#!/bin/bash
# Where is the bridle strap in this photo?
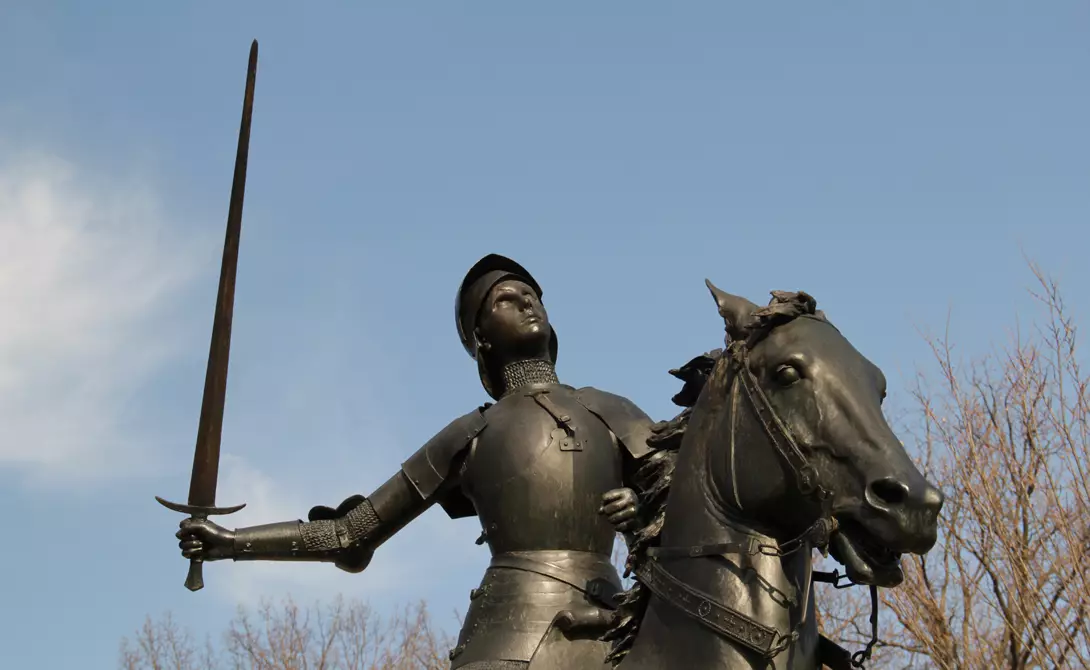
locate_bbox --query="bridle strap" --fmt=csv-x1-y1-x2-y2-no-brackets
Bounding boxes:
730,342,829,501
647,516,838,561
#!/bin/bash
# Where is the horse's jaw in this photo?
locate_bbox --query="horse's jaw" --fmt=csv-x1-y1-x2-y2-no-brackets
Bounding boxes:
828,519,905,588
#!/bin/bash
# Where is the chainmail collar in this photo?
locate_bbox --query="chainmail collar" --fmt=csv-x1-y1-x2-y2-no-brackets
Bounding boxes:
500,358,559,395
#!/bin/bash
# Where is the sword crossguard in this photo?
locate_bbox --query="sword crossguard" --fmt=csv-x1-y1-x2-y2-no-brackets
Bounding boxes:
155,496,246,592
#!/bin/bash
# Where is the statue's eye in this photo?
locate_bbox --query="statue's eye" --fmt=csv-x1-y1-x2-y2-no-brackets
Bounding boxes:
774,364,802,386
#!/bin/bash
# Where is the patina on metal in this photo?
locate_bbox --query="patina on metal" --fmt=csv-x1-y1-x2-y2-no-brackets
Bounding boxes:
156,39,258,592
174,253,653,670
600,284,944,670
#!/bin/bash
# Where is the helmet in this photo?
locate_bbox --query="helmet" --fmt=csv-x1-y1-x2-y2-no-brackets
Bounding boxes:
454,253,558,398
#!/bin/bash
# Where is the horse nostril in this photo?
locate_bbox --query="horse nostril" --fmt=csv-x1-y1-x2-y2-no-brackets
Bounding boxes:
921,484,945,514
867,477,910,508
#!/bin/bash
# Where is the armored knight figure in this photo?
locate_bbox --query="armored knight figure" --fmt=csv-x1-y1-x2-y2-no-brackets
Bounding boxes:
176,254,655,670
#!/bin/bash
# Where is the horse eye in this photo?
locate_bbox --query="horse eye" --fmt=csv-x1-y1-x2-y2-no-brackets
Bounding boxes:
774,364,801,386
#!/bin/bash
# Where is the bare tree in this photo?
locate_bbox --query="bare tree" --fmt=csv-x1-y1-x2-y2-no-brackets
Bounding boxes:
120,612,219,670
820,262,1090,669
121,598,455,670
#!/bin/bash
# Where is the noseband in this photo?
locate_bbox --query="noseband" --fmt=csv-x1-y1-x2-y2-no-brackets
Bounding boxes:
635,311,879,668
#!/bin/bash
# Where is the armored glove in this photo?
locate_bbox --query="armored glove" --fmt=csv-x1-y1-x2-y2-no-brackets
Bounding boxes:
599,487,640,533
177,518,237,561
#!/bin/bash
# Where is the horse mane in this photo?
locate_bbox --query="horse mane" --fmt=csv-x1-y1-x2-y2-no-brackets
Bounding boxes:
601,290,821,665
601,348,723,664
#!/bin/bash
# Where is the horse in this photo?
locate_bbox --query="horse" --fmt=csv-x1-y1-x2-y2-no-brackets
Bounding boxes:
572,283,943,669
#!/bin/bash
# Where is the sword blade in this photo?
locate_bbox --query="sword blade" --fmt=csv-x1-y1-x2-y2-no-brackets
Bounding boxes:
188,39,258,508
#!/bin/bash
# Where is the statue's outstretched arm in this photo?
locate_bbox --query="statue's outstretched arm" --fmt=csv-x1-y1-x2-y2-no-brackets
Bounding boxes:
176,408,487,573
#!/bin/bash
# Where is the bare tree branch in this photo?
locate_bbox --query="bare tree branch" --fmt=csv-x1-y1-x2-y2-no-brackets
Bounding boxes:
121,598,456,670
820,262,1090,669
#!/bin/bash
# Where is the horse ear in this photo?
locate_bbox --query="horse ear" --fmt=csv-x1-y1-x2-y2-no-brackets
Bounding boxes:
705,279,759,338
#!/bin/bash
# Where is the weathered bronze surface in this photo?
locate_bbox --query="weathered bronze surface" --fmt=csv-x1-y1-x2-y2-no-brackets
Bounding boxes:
156,39,258,592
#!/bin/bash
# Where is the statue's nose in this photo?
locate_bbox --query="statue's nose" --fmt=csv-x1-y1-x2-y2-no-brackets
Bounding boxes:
866,476,944,514
864,476,944,552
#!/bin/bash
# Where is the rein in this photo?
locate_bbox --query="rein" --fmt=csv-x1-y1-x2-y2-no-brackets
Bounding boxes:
635,316,880,668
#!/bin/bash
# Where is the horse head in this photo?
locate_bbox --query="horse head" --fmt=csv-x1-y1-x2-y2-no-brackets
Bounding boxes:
700,280,943,587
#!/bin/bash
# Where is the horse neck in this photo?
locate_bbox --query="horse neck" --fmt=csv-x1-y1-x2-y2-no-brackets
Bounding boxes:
659,413,816,607
639,366,818,667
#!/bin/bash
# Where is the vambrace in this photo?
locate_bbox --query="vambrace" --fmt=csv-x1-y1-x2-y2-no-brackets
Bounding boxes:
231,498,381,570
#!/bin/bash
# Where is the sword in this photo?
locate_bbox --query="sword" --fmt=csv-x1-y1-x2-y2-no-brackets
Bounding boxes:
156,39,258,592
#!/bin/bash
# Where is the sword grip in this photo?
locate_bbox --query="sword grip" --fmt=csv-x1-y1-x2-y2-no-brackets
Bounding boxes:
185,557,205,592
155,496,246,593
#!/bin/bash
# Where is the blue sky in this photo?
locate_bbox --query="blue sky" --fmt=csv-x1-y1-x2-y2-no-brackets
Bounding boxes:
1,3,1087,668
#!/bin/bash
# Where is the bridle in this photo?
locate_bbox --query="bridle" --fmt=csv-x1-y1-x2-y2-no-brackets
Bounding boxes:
635,313,880,668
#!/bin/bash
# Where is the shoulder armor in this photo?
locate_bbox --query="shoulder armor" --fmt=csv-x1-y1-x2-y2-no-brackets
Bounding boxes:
573,387,654,459
400,407,487,519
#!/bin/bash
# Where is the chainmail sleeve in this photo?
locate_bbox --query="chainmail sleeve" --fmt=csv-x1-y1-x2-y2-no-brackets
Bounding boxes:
299,498,382,552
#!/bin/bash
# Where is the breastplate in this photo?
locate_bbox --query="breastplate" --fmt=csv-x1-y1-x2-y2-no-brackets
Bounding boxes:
461,384,624,556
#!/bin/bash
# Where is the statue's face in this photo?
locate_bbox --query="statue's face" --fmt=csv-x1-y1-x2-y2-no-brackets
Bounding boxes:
476,279,551,357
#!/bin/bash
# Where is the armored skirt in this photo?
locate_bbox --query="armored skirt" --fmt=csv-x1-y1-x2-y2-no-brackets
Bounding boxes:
449,550,621,669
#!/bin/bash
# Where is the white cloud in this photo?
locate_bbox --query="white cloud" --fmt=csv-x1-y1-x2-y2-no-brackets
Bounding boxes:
0,150,203,482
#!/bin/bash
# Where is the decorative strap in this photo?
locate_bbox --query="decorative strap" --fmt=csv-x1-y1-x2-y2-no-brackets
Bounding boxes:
635,558,788,658
530,390,583,451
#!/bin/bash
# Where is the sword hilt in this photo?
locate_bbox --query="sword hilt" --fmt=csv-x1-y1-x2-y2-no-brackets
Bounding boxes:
155,496,246,592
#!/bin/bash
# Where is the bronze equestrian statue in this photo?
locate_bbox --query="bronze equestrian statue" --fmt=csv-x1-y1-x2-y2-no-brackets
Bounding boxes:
174,253,655,670
159,43,943,670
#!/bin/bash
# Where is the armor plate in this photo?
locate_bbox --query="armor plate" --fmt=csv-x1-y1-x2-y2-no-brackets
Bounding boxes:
450,550,621,669
400,407,486,519
463,385,623,555
573,387,655,460
447,385,628,666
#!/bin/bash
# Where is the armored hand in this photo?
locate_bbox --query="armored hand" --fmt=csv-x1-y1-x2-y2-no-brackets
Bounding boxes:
600,488,640,533
177,518,237,562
